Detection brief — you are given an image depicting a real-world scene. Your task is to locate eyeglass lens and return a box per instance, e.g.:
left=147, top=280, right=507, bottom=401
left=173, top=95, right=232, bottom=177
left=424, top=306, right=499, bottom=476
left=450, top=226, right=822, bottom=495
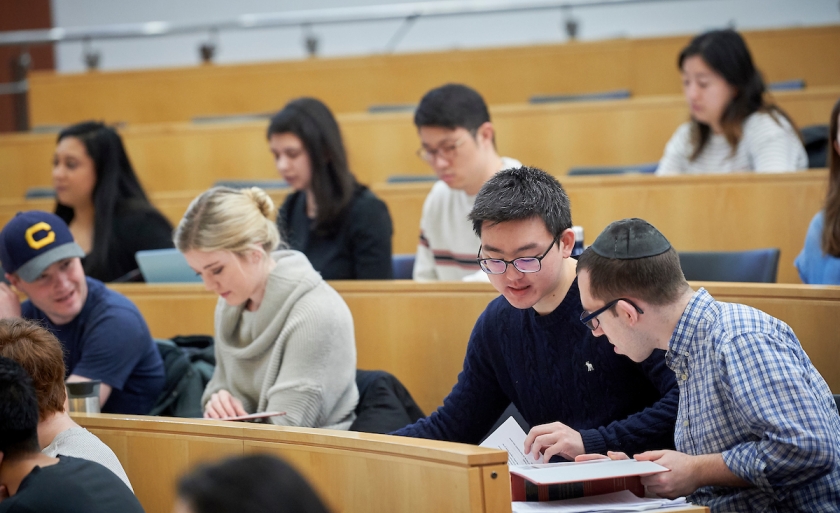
left=479, top=257, right=541, bottom=274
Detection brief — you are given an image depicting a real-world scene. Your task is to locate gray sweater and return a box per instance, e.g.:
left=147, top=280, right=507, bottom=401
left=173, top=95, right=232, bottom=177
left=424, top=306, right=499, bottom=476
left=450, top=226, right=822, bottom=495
left=202, top=250, right=358, bottom=429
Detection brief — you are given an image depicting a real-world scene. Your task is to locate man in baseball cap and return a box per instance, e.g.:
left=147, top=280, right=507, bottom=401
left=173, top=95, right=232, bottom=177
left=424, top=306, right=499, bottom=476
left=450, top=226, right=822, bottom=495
left=0, top=211, right=164, bottom=415
left=575, top=218, right=840, bottom=510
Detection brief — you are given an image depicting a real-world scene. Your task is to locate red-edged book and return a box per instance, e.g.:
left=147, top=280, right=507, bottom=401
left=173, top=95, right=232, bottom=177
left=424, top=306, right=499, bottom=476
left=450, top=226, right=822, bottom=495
left=509, top=459, right=667, bottom=502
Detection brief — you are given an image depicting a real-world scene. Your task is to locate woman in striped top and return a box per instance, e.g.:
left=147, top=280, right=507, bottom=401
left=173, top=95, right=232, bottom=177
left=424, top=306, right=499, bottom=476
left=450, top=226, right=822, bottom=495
left=656, top=29, right=807, bottom=175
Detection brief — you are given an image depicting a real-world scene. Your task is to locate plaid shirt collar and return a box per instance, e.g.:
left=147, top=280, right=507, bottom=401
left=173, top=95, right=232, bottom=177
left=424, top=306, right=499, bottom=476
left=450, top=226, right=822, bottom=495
left=665, top=288, right=714, bottom=370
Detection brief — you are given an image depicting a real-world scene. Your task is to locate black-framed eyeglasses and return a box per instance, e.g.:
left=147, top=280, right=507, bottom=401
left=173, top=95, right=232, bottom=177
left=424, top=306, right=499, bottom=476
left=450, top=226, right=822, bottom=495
left=416, top=135, right=468, bottom=163
left=579, top=298, right=644, bottom=331
left=477, top=234, right=559, bottom=274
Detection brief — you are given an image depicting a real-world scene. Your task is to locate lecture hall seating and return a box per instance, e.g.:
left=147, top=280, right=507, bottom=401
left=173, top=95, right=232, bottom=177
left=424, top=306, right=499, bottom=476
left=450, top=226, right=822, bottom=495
left=370, top=170, right=826, bottom=285
left=0, top=171, right=826, bottom=285
left=2, top=87, right=837, bottom=200
left=109, top=280, right=840, bottom=415
left=72, top=414, right=710, bottom=513
left=71, top=415, right=512, bottom=513
left=25, top=25, right=840, bottom=126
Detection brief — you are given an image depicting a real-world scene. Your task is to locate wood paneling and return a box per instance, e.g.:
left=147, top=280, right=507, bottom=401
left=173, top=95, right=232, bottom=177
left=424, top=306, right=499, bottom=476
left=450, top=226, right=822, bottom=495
left=1, top=171, right=826, bottom=285
left=108, top=280, right=840, bottom=414
left=2, top=87, right=836, bottom=201
left=110, top=281, right=498, bottom=415
left=25, top=25, right=840, bottom=126
left=72, top=414, right=513, bottom=513
left=371, top=171, right=827, bottom=284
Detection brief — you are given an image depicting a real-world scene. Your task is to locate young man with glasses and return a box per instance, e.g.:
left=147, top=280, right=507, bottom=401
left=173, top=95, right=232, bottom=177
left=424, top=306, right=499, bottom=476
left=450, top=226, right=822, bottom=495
left=393, top=167, right=678, bottom=462
left=412, top=83, right=521, bottom=281
left=575, top=218, right=840, bottom=510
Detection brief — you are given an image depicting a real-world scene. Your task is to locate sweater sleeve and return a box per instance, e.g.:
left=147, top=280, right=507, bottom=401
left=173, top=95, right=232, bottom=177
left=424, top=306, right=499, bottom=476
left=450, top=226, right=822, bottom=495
left=348, top=191, right=393, bottom=279
left=201, top=302, right=232, bottom=408
left=746, top=113, right=808, bottom=172
left=578, top=349, right=679, bottom=455
left=391, top=306, right=510, bottom=443
left=261, top=289, right=357, bottom=428
left=412, top=188, right=439, bottom=280
left=656, top=123, right=691, bottom=176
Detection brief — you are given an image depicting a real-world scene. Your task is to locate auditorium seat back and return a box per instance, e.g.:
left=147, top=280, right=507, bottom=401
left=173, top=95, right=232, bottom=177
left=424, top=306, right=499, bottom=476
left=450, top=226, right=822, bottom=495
left=679, top=248, right=781, bottom=283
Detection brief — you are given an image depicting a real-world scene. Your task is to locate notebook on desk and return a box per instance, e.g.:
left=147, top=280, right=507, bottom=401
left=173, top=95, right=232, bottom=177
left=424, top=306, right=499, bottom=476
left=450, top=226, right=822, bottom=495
left=135, top=248, right=202, bottom=283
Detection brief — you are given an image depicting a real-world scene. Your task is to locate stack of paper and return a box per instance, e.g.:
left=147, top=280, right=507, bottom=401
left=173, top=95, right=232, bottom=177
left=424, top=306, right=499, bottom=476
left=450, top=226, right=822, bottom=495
left=480, top=416, right=539, bottom=465
left=510, top=490, right=689, bottom=512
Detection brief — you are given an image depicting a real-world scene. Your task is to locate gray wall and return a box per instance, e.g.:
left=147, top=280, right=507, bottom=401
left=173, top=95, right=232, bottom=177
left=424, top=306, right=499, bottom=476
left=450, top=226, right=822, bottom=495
left=51, top=0, right=840, bottom=73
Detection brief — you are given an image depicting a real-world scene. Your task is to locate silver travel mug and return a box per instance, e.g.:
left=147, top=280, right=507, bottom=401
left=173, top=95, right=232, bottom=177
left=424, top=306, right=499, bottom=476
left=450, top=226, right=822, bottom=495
left=66, top=380, right=102, bottom=414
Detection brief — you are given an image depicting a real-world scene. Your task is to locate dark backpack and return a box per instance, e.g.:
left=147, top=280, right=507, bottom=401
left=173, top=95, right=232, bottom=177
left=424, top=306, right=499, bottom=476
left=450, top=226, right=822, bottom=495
left=149, top=336, right=215, bottom=418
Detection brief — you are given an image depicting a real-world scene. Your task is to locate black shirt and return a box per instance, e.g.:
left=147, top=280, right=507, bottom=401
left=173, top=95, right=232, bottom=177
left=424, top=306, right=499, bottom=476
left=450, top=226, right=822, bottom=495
left=0, top=456, right=145, bottom=513
left=279, top=187, right=393, bottom=280
left=83, top=206, right=174, bottom=283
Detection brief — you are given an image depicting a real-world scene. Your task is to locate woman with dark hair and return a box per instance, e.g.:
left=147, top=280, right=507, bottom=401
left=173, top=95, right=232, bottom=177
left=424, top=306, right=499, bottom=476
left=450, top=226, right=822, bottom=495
left=175, top=454, right=331, bottom=513
left=267, top=98, right=393, bottom=280
left=795, top=98, right=840, bottom=284
left=53, top=121, right=173, bottom=282
left=657, top=29, right=807, bottom=175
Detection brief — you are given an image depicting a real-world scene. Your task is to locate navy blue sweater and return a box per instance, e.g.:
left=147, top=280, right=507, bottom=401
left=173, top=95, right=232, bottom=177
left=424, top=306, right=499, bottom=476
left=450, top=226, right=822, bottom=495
left=393, top=279, right=678, bottom=455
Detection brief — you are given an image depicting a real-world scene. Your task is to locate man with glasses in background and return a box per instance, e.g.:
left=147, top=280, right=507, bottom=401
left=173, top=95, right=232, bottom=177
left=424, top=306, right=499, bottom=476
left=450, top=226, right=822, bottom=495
left=394, top=167, right=678, bottom=463
left=411, top=83, right=521, bottom=281
left=575, top=218, right=840, bottom=510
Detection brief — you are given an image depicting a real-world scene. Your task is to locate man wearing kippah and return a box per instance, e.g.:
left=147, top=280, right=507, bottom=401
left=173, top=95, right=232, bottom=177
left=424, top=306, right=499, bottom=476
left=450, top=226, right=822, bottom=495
left=0, top=211, right=164, bottom=415
left=394, top=167, right=679, bottom=462
left=575, top=218, right=840, bottom=510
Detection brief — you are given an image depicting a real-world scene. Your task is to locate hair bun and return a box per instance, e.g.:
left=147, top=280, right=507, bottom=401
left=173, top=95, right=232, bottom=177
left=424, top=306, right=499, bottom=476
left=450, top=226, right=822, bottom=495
left=242, top=187, right=276, bottom=220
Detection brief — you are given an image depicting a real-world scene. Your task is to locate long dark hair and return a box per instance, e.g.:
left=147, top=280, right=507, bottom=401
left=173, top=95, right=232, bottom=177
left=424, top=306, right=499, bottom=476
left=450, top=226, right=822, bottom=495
left=823, top=98, right=840, bottom=257
left=267, top=98, right=358, bottom=236
left=679, top=29, right=798, bottom=160
left=177, top=454, right=331, bottom=513
left=54, top=121, right=157, bottom=278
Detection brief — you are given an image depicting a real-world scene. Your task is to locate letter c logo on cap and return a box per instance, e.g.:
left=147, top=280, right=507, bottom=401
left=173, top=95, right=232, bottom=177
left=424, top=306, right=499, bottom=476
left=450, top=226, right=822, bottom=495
left=25, top=222, right=56, bottom=250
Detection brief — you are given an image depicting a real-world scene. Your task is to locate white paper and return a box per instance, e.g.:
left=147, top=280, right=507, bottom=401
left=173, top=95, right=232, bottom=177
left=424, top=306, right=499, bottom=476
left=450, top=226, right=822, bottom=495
left=480, top=416, right=541, bottom=465
left=511, top=490, right=688, bottom=512
left=509, top=459, right=668, bottom=485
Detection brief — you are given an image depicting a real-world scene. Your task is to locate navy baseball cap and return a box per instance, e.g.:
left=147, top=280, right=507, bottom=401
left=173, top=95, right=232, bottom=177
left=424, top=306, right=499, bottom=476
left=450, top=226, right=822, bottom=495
left=0, top=211, right=85, bottom=282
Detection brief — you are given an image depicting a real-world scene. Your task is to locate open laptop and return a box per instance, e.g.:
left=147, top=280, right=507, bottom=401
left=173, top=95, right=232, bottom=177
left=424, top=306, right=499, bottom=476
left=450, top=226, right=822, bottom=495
left=135, top=248, right=202, bottom=283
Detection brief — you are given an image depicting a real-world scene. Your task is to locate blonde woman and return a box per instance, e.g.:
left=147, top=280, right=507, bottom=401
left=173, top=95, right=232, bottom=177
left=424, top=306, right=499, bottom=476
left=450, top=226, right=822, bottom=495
left=174, top=187, right=358, bottom=428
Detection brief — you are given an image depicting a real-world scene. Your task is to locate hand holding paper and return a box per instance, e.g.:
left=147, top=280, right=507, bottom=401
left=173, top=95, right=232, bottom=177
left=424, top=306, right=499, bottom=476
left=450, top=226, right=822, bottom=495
left=635, top=450, right=749, bottom=499
left=575, top=451, right=630, bottom=463
left=524, top=421, right=585, bottom=462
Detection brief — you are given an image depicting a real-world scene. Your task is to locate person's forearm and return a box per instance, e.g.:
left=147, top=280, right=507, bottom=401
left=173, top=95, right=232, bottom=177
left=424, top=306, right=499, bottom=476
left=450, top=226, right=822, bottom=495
left=693, top=453, right=751, bottom=489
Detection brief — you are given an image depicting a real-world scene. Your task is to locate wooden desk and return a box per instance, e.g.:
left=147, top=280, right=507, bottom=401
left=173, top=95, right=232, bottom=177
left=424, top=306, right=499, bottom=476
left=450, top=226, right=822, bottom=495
left=109, top=281, right=840, bottom=414
left=1, top=171, right=826, bottom=285
left=2, top=87, right=836, bottom=201
left=110, top=281, right=498, bottom=415
left=71, top=414, right=511, bottom=513
left=373, top=171, right=827, bottom=284
left=72, top=414, right=709, bottom=513
left=26, top=24, right=840, bottom=126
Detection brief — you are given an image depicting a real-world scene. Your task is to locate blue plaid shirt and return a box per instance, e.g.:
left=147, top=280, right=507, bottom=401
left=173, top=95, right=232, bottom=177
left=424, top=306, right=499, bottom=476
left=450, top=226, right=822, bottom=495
left=667, top=289, right=840, bottom=511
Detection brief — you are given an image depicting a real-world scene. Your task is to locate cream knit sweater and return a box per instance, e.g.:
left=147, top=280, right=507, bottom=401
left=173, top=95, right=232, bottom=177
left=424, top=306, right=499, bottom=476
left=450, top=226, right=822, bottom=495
left=202, top=250, right=358, bottom=429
